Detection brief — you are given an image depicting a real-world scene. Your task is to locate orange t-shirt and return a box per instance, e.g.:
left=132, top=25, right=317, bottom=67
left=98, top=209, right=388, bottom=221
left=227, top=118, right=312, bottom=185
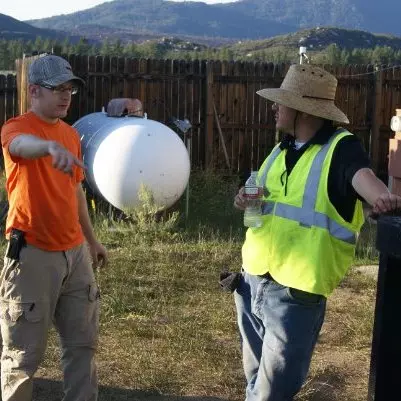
left=1, top=111, right=85, bottom=251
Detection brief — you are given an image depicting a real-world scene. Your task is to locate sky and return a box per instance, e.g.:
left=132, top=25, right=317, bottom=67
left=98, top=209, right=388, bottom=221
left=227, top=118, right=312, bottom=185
left=3, top=0, right=239, bottom=22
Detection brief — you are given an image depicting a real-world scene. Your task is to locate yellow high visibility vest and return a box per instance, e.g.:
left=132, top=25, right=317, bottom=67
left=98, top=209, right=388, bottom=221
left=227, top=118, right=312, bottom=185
left=241, top=130, right=365, bottom=297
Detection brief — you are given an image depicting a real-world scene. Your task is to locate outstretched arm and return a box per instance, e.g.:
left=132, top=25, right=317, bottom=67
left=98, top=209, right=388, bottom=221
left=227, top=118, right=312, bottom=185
left=9, top=134, right=84, bottom=175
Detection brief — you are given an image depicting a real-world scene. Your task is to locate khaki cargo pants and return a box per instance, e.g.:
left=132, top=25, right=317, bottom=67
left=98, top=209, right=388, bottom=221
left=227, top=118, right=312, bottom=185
left=0, top=242, right=100, bottom=401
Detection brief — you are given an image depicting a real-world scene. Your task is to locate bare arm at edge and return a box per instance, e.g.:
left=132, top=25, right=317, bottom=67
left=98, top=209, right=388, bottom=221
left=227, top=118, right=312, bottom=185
left=352, top=168, right=390, bottom=206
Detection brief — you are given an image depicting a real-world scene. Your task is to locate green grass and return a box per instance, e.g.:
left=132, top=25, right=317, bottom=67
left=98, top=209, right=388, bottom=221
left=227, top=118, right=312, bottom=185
left=1, top=170, right=380, bottom=400
left=88, top=171, right=378, bottom=399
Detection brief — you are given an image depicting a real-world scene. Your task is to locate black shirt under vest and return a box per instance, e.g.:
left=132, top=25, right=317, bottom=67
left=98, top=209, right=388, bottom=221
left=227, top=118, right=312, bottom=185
left=278, top=124, right=371, bottom=223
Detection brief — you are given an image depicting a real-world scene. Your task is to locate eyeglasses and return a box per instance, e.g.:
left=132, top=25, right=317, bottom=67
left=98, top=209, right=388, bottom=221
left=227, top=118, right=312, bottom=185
left=40, top=84, right=79, bottom=95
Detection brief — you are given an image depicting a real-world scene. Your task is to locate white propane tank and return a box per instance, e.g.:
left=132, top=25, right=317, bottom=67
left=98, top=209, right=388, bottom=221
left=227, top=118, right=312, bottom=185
left=73, top=112, right=190, bottom=210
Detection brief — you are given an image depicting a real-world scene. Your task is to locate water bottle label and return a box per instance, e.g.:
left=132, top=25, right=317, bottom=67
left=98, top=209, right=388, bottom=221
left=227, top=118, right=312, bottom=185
left=244, top=186, right=263, bottom=199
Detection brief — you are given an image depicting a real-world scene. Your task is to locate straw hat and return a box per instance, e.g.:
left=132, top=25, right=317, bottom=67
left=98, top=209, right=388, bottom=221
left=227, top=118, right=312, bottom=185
left=257, top=64, right=349, bottom=124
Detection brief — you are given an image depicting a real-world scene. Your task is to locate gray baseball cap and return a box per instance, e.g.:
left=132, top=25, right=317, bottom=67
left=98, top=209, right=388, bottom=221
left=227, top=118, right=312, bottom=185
left=28, top=55, right=85, bottom=87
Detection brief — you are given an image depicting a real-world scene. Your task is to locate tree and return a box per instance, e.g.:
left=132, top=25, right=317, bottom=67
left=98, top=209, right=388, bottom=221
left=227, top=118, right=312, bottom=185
left=111, top=39, right=125, bottom=57
left=220, top=47, right=234, bottom=61
left=340, top=49, right=350, bottom=64
left=326, top=44, right=342, bottom=65
left=100, top=39, right=113, bottom=56
left=0, top=40, right=10, bottom=70
left=61, top=37, right=71, bottom=54
left=350, top=48, right=368, bottom=64
left=140, top=42, right=165, bottom=58
left=371, top=46, right=394, bottom=65
left=74, top=38, right=91, bottom=55
left=9, top=40, right=25, bottom=68
left=33, top=36, right=44, bottom=54
left=124, top=42, right=140, bottom=58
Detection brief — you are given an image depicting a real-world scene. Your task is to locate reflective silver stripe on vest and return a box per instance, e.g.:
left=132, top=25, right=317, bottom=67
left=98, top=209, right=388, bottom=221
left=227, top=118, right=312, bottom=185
left=260, top=130, right=356, bottom=245
left=274, top=203, right=356, bottom=244
left=300, top=132, right=338, bottom=227
left=259, top=146, right=282, bottom=187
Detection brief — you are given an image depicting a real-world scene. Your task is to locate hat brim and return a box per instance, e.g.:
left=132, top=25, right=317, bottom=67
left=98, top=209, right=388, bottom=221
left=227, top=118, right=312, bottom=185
left=257, top=88, right=349, bottom=124
left=42, top=73, right=85, bottom=87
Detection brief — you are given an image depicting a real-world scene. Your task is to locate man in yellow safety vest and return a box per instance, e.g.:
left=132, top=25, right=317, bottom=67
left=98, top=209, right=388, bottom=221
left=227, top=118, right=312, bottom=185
left=233, top=63, right=401, bottom=401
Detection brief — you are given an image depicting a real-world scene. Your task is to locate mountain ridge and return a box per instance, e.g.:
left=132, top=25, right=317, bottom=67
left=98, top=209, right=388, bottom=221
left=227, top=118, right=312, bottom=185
left=26, top=0, right=401, bottom=40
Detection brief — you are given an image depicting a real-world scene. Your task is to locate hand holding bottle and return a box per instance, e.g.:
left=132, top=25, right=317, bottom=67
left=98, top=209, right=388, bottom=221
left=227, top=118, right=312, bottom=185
left=234, top=186, right=249, bottom=211
left=234, top=171, right=264, bottom=228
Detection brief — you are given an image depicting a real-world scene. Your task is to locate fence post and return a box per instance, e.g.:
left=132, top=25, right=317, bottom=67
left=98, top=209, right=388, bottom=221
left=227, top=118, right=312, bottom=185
left=15, top=55, right=32, bottom=116
left=368, top=215, right=401, bottom=400
left=204, top=61, right=214, bottom=169
left=370, top=66, right=383, bottom=174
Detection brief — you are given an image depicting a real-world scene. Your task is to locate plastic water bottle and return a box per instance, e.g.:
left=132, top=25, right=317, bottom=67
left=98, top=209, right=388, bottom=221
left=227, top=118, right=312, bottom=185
left=243, top=171, right=263, bottom=228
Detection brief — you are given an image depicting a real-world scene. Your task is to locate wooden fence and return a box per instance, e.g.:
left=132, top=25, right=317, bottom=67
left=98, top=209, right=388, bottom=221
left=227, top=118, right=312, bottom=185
left=1, top=56, right=401, bottom=178
left=0, top=73, right=18, bottom=133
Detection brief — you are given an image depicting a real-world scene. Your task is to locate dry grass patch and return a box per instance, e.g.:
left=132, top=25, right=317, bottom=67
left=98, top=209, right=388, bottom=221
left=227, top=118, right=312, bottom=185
left=34, top=229, right=377, bottom=401
left=297, top=267, right=377, bottom=401
left=0, top=172, right=380, bottom=400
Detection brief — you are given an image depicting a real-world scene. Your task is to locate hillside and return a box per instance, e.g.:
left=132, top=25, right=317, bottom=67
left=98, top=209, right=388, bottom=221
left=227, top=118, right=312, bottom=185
left=221, top=26, right=401, bottom=65
left=0, top=13, right=84, bottom=43
left=231, top=27, right=401, bottom=53
left=26, top=0, right=297, bottom=41
left=232, top=0, right=399, bottom=35
left=26, top=0, right=401, bottom=41
left=54, top=24, right=236, bottom=47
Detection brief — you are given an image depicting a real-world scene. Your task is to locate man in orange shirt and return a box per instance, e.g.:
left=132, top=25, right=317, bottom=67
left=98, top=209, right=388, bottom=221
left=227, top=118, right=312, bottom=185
left=0, top=55, right=107, bottom=401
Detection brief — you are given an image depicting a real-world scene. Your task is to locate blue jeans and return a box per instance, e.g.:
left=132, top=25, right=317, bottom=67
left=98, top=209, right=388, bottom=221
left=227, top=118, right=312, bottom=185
left=234, top=271, right=326, bottom=401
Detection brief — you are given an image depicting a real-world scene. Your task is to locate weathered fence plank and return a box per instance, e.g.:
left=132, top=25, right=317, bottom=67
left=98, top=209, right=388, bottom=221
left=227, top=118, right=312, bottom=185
left=0, top=56, right=399, bottom=176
